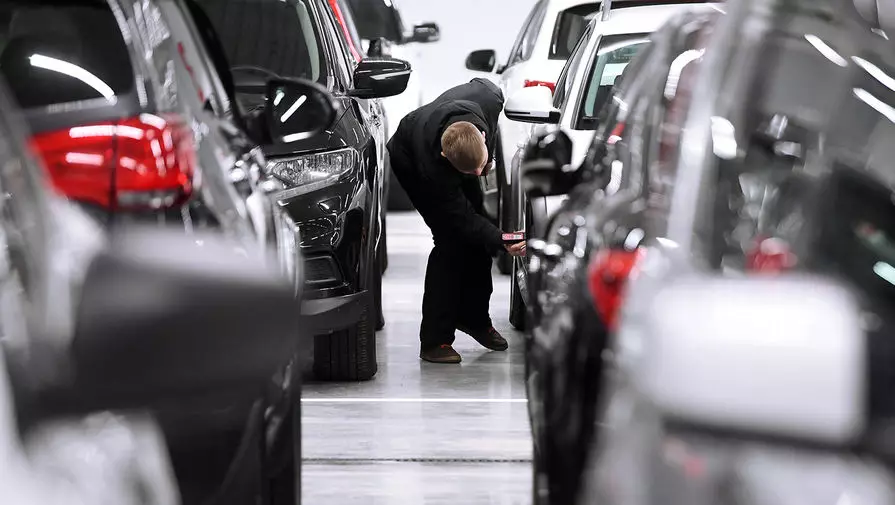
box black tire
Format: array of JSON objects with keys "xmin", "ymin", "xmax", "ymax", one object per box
[
  {"xmin": 379, "ymin": 215, "xmax": 389, "ymax": 275},
  {"xmin": 387, "ymin": 167, "xmax": 414, "ymax": 211},
  {"xmin": 375, "ymin": 255, "xmax": 385, "ymax": 332},
  {"xmin": 509, "ymin": 258, "xmax": 526, "ymax": 330},
  {"xmin": 312, "ymin": 292, "xmax": 377, "ymax": 381},
  {"xmin": 495, "ymin": 134, "xmax": 514, "ymax": 275}
]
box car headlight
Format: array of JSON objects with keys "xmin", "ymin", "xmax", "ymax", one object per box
[{"xmin": 267, "ymin": 147, "xmax": 357, "ymax": 187}]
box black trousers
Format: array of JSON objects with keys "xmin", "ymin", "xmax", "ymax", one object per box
[
  {"xmin": 420, "ymin": 239, "xmax": 493, "ymax": 350},
  {"xmin": 387, "ymin": 131, "xmax": 495, "ymax": 350}
]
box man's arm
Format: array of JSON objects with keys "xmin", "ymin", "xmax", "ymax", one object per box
[{"xmin": 418, "ymin": 180, "xmax": 504, "ymax": 251}]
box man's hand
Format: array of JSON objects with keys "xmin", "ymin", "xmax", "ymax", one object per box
[
  {"xmin": 481, "ymin": 160, "xmax": 494, "ymax": 177},
  {"xmin": 505, "ymin": 241, "xmax": 526, "ymax": 257}
]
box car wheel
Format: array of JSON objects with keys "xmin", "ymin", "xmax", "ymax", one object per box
[
  {"xmin": 496, "ymin": 134, "xmax": 514, "ymax": 275},
  {"xmin": 312, "ymin": 245, "xmax": 379, "ymax": 381},
  {"xmin": 509, "ymin": 259, "xmax": 526, "ymax": 330},
  {"xmin": 375, "ymin": 255, "xmax": 385, "ymax": 331},
  {"xmin": 379, "ymin": 214, "xmax": 389, "ymax": 275}
]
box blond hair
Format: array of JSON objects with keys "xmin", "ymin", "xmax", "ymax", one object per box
[{"xmin": 441, "ymin": 121, "xmax": 486, "ymax": 173}]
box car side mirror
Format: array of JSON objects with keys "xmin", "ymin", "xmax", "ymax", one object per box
[
  {"xmin": 265, "ymin": 77, "xmax": 339, "ymax": 144},
  {"xmin": 643, "ymin": 276, "xmax": 865, "ymax": 445},
  {"xmin": 505, "ymin": 86, "xmax": 561, "ymax": 125},
  {"xmin": 349, "ymin": 58, "xmax": 411, "ymax": 99},
  {"xmin": 408, "ymin": 22, "xmax": 440, "ymax": 43},
  {"xmin": 367, "ymin": 37, "xmax": 391, "ymax": 58},
  {"xmin": 465, "ymin": 49, "xmax": 497, "ymax": 73},
  {"xmin": 521, "ymin": 130, "xmax": 576, "ymax": 197},
  {"xmin": 29, "ymin": 227, "xmax": 300, "ymax": 418}
]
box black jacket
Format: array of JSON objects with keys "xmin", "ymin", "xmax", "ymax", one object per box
[{"xmin": 388, "ymin": 78, "xmax": 505, "ymax": 251}]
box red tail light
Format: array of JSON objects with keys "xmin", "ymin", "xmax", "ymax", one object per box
[
  {"xmin": 745, "ymin": 237, "xmax": 797, "ymax": 274},
  {"xmin": 524, "ymin": 80, "xmax": 556, "ymax": 94},
  {"xmin": 587, "ymin": 248, "xmax": 644, "ymax": 331},
  {"xmin": 31, "ymin": 114, "xmax": 196, "ymax": 211}
]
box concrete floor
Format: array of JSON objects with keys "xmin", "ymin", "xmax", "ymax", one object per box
[{"xmin": 302, "ymin": 212, "xmax": 532, "ymax": 504}]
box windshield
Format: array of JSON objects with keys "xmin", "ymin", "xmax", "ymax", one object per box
[
  {"xmin": 345, "ymin": 0, "xmax": 404, "ymax": 42},
  {"xmin": 549, "ymin": 4, "xmax": 601, "ymax": 60},
  {"xmin": 578, "ymin": 33, "xmax": 650, "ymax": 129},
  {"xmin": 0, "ymin": 0, "xmax": 134, "ymax": 110},
  {"xmin": 194, "ymin": 0, "xmax": 325, "ymax": 84}
]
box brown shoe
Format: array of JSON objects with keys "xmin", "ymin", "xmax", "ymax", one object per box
[
  {"xmin": 420, "ymin": 344, "xmax": 462, "ymax": 364},
  {"xmin": 457, "ymin": 325, "xmax": 509, "ymax": 351}
]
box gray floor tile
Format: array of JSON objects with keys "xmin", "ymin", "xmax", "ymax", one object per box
[{"xmin": 303, "ymin": 212, "xmax": 532, "ymax": 504}]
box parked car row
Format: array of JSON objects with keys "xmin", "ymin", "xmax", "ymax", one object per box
[
  {"xmin": 506, "ymin": 0, "xmax": 895, "ymax": 504},
  {"xmin": 0, "ymin": 0, "xmax": 416, "ymax": 503}
]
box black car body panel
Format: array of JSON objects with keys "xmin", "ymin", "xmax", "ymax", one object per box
[
  {"xmin": 195, "ymin": 0, "xmax": 393, "ymax": 381},
  {"xmin": 0, "ymin": 1, "xmax": 314, "ymax": 503}
]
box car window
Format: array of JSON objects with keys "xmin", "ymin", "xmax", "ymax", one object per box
[
  {"xmin": 549, "ymin": 3, "xmax": 601, "ymax": 60},
  {"xmin": 330, "ymin": 0, "xmax": 363, "ymax": 61},
  {"xmin": 0, "ymin": 0, "xmax": 134, "ymax": 110},
  {"xmin": 158, "ymin": 0, "xmax": 230, "ymax": 117},
  {"xmin": 553, "ymin": 22, "xmax": 594, "ymax": 109},
  {"xmin": 515, "ymin": 0, "xmax": 547, "ymax": 64},
  {"xmin": 345, "ymin": 0, "xmax": 403, "ymax": 42},
  {"xmin": 576, "ymin": 33, "xmax": 650, "ymax": 130},
  {"xmin": 319, "ymin": 0, "xmax": 353, "ymax": 88},
  {"xmin": 195, "ymin": 0, "xmax": 325, "ymax": 84},
  {"xmin": 505, "ymin": 0, "xmax": 544, "ymax": 69}
]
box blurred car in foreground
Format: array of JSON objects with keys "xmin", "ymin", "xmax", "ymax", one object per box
[
  {"xmin": 195, "ymin": 0, "xmax": 411, "ymax": 381},
  {"xmin": 502, "ymin": 0, "xmax": 720, "ymax": 329},
  {"xmin": 0, "ymin": 76, "xmax": 301, "ymax": 505},
  {"xmin": 520, "ymin": 0, "xmax": 895, "ymax": 503},
  {"xmin": 343, "ymin": 0, "xmax": 439, "ymax": 211},
  {"xmin": 1, "ymin": 0, "xmax": 342, "ymax": 502}
]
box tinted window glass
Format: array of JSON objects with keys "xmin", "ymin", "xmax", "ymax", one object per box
[
  {"xmin": 505, "ymin": 1, "xmax": 542, "ymax": 69},
  {"xmin": 515, "ymin": 1, "xmax": 547, "ymax": 64},
  {"xmin": 553, "ymin": 22, "xmax": 594, "ymax": 109},
  {"xmin": 195, "ymin": 0, "xmax": 325, "ymax": 83},
  {"xmin": 0, "ymin": 0, "xmax": 133, "ymax": 109},
  {"xmin": 549, "ymin": 4, "xmax": 600, "ymax": 60},
  {"xmin": 578, "ymin": 33, "xmax": 650, "ymax": 127},
  {"xmin": 345, "ymin": 0, "xmax": 403, "ymax": 42}
]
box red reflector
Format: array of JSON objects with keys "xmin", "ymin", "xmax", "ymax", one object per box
[
  {"xmin": 607, "ymin": 121, "xmax": 626, "ymax": 145},
  {"xmin": 31, "ymin": 114, "xmax": 196, "ymax": 211},
  {"xmin": 587, "ymin": 248, "xmax": 644, "ymax": 330},
  {"xmin": 745, "ymin": 237, "xmax": 797, "ymax": 274},
  {"xmin": 524, "ymin": 80, "xmax": 556, "ymax": 94}
]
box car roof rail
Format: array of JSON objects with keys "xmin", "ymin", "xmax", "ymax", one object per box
[{"xmin": 599, "ymin": 0, "xmax": 722, "ymax": 21}]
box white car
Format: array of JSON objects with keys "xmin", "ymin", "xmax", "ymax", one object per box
[
  {"xmin": 464, "ymin": 0, "xmax": 601, "ymax": 256},
  {"xmin": 503, "ymin": 1, "xmax": 721, "ymax": 246}
]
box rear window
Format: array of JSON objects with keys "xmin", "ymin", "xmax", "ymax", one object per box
[
  {"xmin": 345, "ymin": 0, "xmax": 404, "ymax": 43},
  {"xmin": 194, "ymin": 0, "xmax": 325, "ymax": 84},
  {"xmin": 0, "ymin": 0, "xmax": 134, "ymax": 109},
  {"xmin": 549, "ymin": 4, "xmax": 601, "ymax": 60}
]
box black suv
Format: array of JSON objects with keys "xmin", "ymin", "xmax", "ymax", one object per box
[
  {"xmin": 0, "ymin": 0, "xmax": 338, "ymax": 503},
  {"xmin": 195, "ymin": 0, "xmax": 411, "ymax": 381}
]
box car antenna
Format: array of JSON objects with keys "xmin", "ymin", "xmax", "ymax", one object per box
[{"xmin": 601, "ymin": 0, "xmax": 613, "ymax": 21}]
